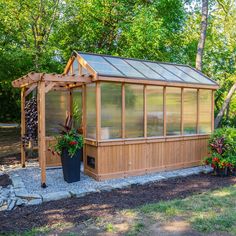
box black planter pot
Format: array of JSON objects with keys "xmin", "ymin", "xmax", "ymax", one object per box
[
  {"xmin": 231, "ymin": 168, "xmax": 236, "ymax": 176},
  {"xmin": 215, "ymin": 166, "xmax": 230, "ymax": 177},
  {"xmin": 61, "ymin": 148, "xmax": 82, "ymax": 183}
]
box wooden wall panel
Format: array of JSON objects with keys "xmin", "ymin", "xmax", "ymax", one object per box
[
  {"xmin": 98, "ymin": 145, "xmax": 126, "ymax": 174},
  {"xmin": 126, "ymin": 144, "xmax": 146, "ymax": 172},
  {"xmin": 45, "ymin": 138, "xmax": 61, "ymax": 167},
  {"xmin": 84, "ymin": 135, "xmax": 209, "ymax": 181},
  {"xmin": 146, "ymin": 142, "xmax": 164, "ymax": 170}
]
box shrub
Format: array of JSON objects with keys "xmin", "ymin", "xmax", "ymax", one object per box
[{"xmin": 204, "ymin": 128, "xmax": 236, "ymax": 172}]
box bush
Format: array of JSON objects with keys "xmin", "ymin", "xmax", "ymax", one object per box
[
  {"xmin": 204, "ymin": 128, "xmax": 236, "ymax": 171},
  {"xmin": 0, "ymin": 81, "xmax": 20, "ymax": 122}
]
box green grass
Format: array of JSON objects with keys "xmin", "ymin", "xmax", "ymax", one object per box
[
  {"xmin": 139, "ymin": 184, "xmax": 236, "ymax": 234},
  {"xmin": 6, "ymin": 226, "xmax": 51, "ymax": 236},
  {"xmin": 105, "ymin": 222, "xmax": 116, "ymax": 233},
  {"xmin": 126, "ymin": 222, "xmax": 145, "ymax": 236}
]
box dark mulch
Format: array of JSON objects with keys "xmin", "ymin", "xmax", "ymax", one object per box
[
  {"xmin": 0, "ymin": 174, "xmax": 12, "ymax": 187},
  {"xmin": 0, "ymin": 173, "xmax": 236, "ymax": 233}
]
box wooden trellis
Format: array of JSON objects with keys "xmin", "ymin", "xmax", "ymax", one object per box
[{"xmin": 12, "ymin": 72, "xmax": 92, "ymax": 187}]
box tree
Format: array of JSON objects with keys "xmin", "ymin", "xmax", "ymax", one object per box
[
  {"xmin": 195, "ymin": 0, "xmax": 208, "ymax": 71},
  {"xmin": 215, "ymin": 82, "xmax": 236, "ymax": 128},
  {"xmin": 0, "ymin": 0, "xmax": 63, "ymax": 72}
]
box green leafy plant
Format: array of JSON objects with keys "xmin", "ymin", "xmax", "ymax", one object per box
[
  {"xmin": 204, "ymin": 128, "xmax": 236, "ymax": 173},
  {"xmin": 55, "ymin": 129, "xmax": 83, "ymax": 157},
  {"xmin": 49, "ymin": 116, "xmax": 83, "ymax": 157}
]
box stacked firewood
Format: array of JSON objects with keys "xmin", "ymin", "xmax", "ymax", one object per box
[{"xmin": 22, "ymin": 97, "xmax": 38, "ymax": 148}]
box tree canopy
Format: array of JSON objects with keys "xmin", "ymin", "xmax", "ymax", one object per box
[{"xmin": 0, "ymin": 0, "xmax": 235, "ymax": 126}]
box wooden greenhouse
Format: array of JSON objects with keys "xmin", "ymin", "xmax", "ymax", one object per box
[{"xmin": 12, "ymin": 51, "xmax": 219, "ymax": 187}]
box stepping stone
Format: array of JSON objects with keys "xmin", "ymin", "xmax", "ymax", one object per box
[
  {"xmin": 7, "ymin": 199, "xmax": 16, "ymax": 211},
  {"xmin": 16, "ymin": 198, "xmax": 28, "ymax": 206},
  {"xmin": 42, "ymin": 191, "xmax": 71, "ymax": 202},
  {"xmin": 15, "ymin": 192, "xmax": 41, "ymax": 199},
  {"xmin": 15, "ymin": 188, "xmax": 28, "ymax": 197},
  {"xmin": 28, "ymin": 198, "xmax": 42, "ymax": 206}
]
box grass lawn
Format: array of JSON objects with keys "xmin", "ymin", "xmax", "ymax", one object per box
[{"xmin": 15, "ymin": 184, "xmax": 236, "ymax": 236}]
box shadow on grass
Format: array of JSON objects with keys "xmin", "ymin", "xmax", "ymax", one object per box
[{"xmin": 139, "ymin": 185, "xmax": 236, "ymax": 234}]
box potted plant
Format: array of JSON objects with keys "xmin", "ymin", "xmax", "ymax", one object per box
[
  {"xmin": 204, "ymin": 128, "xmax": 236, "ymax": 177},
  {"xmin": 204, "ymin": 155, "xmax": 234, "ymax": 177},
  {"xmin": 54, "ymin": 117, "xmax": 83, "ymax": 183}
]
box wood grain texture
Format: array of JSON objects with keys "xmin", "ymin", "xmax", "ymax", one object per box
[
  {"xmin": 21, "ymin": 87, "xmax": 26, "ymax": 167},
  {"xmin": 45, "ymin": 138, "xmax": 61, "ymax": 167},
  {"xmin": 84, "ymin": 135, "xmax": 210, "ymax": 180},
  {"xmin": 38, "ymin": 81, "xmax": 46, "ymax": 185}
]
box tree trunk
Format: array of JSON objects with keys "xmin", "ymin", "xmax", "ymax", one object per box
[
  {"xmin": 215, "ymin": 82, "xmax": 236, "ymax": 128},
  {"xmin": 196, "ymin": 0, "xmax": 208, "ymax": 71}
]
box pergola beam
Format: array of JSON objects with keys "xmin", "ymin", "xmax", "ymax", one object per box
[
  {"xmin": 12, "ymin": 73, "xmax": 92, "ymax": 88},
  {"xmin": 43, "ymin": 74, "xmax": 92, "ymax": 83},
  {"xmin": 12, "ymin": 73, "xmax": 41, "ymax": 88},
  {"xmin": 45, "ymin": 82, "xmax": 56, "ymax": 93},
  {"xmin": 25, "ymin": 83, "xmax": 38, "ymax": 97}
]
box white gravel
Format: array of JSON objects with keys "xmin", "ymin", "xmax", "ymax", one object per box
[{"xmin": 8, "ymin": 165, "xmax": 212, "ymax": 196}]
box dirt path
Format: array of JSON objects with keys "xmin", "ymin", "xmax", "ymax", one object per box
[{"xmin": 0, "ymin": 173, "xmax": 235, "ymax": 234}]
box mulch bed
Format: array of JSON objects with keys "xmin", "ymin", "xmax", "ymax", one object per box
[
  {"xmin": 0, "ymin": 173, "xmax": 236, "ymax": 233},
  {"xmin": 0, "ymin": 174, "xmax": 12, "ymax": 187}
]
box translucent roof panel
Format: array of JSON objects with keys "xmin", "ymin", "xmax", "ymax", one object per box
[
  {"xmin": 159, "ymin": 64, "xmax": 199, "ymax": 83},
  {"xmin": 78, "ymin": 52, "xmax": 218, "ymax": 86},
  {"xmin": 143, "ymin": 62, "xmax": 183, "ymax": 82},
  {"xmin": 104, "ymin": 57, "xmax": 144, "ymax": 79},
  {"xmin": 175, "ymin": 65, "xmax": 216, "ymax": 85},
  {"xmin": 72, "ymin": 59, "xmax": 78, "ymax": 74},
  {"xmin": 125, "ymin": 59, "xmax": 166, "ymax": 80},
  {"xmin": 79, "ymin": 53, "xmax": 123, "ymax": 77}
]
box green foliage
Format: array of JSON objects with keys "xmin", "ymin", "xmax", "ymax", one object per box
[
  {"xmin": 72, "ymin": 103, "xmax": 82, "ymax": 127},
  {"xmin": 0, "ymin": 0, "xmax": 235, "ymax": 125},
  {"xmin": 0, "ymin": 81, "xmax": 20, "ymax": 122},
  {"xmin": 204, "ymin": 128, "xmax": 236, "ymax": 169},
  {"xmin": 54, "ymin": 129, "xmax": 83, "ymax": 157},
  {"xmin": 138, "ymin": 185, "xmax": 236, "ymax": 234}
]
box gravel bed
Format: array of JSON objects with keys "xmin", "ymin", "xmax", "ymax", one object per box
[{"xmin": 9, "ymin": 165, "xmax": 212, "ymax": 195}]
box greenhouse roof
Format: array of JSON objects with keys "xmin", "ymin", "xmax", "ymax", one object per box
[{"xmin": 76, "ymin": 52, "xmax": 218, "ymax": 86}]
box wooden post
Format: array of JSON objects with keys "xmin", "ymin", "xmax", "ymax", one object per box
[
  {"xmin": 38, "ymin": 81, "xmax": 47, "ymax": 188},
  {"xmin": 197, "ymin": 89, "xmax": 200, "ymax": 134},
  {"xmin": 122, "ymin": 83, "xmax": 125, "ymax": 138},
  {"xmin": 211, "ymin": 90, "xmax": 214, "ymax": 132},
  {"xmin": 181, "ymin": 88, "xmax": 184, "ymax": 135},
  {"xmin": 21, "ymin": 87, "xmax": 26, "ymax": 167},
  {"xmin": 82, "ymin": 84, "xmax": 86, "ymax": 136},
  {"xmin": 82, "ymin": 84, "xmax": 86, "ymax": 165},
  {"xmin": 163, "ymin": 86, "xmax": 166, "ymax": 136},
  {"xmin": 78, "ymin": 58, "xmax": 82, "ymax": 76},
  {"xmin": 144, "ymin": 85, "xmax": 147, "ymax": 138},
  {"xmin": 96, "ymin": 82, "xmax": 101, "ymax": 141},
  {"xmin": 37, "ymin": 85, "xmax": 41, "ymax": 167},
  {"xmin": 66, "ymin": 89, "xmax": 73, "ymax": 118},
  {"xmin": 70, "ymin": 61, "xmax": 73, "ymax": 75}
]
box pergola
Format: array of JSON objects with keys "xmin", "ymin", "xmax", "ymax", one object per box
[
  {"xmin": 12, "ymin": 72, "xmax": 93, "ymax": 187},
  {"xmin": 12, "ymin": 51, "xmax": 219, "ymax": 187}
]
